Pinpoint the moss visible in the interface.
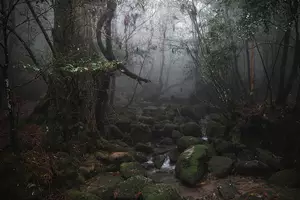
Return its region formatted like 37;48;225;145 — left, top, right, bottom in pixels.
141;184;183;200
120;162;146;179
175;145;208;186
177;136;202;152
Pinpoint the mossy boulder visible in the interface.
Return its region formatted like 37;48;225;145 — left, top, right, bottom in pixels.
168;148;180;163
175;145;209;186
96;138;129;152
65;190;101;200
161;123;179;137
177;136;203;152
120;162;146;179
95;151;110;162
269;169;300;188
137;116;155;125
114;175;153;199
108;152;134;165
107;125;126;140
201;119;226;138
255;148;282;171
80;173;122;199
133;152;149;163
208;156;234;178
180;122;202;137
172;130;183;141
134;143;154;154
79;155;102;179
141;183;183;200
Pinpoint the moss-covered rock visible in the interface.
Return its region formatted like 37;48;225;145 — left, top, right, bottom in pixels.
180;122;202;137
141;183;183;200
94;151;110;162
161;123;179;137
168;148;180;163
255;148;282;171
120;162;146;179
114;175;153;199
65;190;101;200
269;169;300;188
137;116;155;125
208;156;234;178
172;130;183;141
96;138;129;152
108;152;134;165
175;145;209;186
79;155;102;179
177;136;203;152
135;142;154;154
133;152;149;163
107;125;126;140
201;119;226;138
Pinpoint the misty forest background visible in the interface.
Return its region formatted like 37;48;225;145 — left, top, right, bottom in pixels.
1;0;300;200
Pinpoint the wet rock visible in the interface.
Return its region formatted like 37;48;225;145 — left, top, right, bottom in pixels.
177;136;203;152
217;181;238;200
255;148;282;171
160;137;174;145
114;175;153;199
180;122;202;137
208;156;234;178
141;183;184;200
130;123;152;144
120;162;146;179
168;148;180;163
133;152;149;163
201;119;226;138
175;145;209;186
80;173;122;199
269;168;300;188
137;116;155;125
153;155;167;169
135;142;154;154
213;139;236;155
172;130;183;141
161;123;179;137
65;190;101;200
234;160;270;177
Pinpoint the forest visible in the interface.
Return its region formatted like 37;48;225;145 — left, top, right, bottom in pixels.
1;0;300;199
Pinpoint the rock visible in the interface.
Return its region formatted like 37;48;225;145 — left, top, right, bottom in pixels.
217;181;238;200
133;152;149;163
141;183;184;200
108;152;134;165
238;189;280;200
161;123;179;137
95;151;109;162
96;138;129;152
205;113;228;124
135;143;154;154
130;123;152;144
114;175;153;199
234;160;270;177
269;168;299;188
153;155;167;169
237;149;256;161
180;122;202;137
168;148;180;163
80;173;122;199
115;119;131;133
201;119;226;138
255;148;282;171
172;130;183;141
137;116;155;125
79;155;102;179
175;145;209;186
65;190;101;200
213;139;236;155
208;156;234;178
177;136;203;152
120;162;146;179
159;137;174;145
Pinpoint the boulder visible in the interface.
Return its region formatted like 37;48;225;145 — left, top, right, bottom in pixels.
153;155;167;169
113;175;153;199
141;183;184;200
172;130;183;141
175;145;209;186
120;162;146;179
137;116;155;125
79;155;102;179
269;168;299;188
161;123;179;137
255;148;282;171
108;152;134;165
95;151;109;162
135;143;154;154
159;137;174;145
213;139;237;155
234;160;270;177
180;122;202;137
168;148;180;163
133;152;149;163
217;181;238;200
107;125;126;140
177;136;203;152
130;123;152;144
115;118;131;133
96;138;129;152
201;119;226;138
208;156;234;178
236;149;256;161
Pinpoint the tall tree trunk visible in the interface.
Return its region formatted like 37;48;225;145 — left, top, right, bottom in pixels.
276;28;291;104
158;26;166;92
